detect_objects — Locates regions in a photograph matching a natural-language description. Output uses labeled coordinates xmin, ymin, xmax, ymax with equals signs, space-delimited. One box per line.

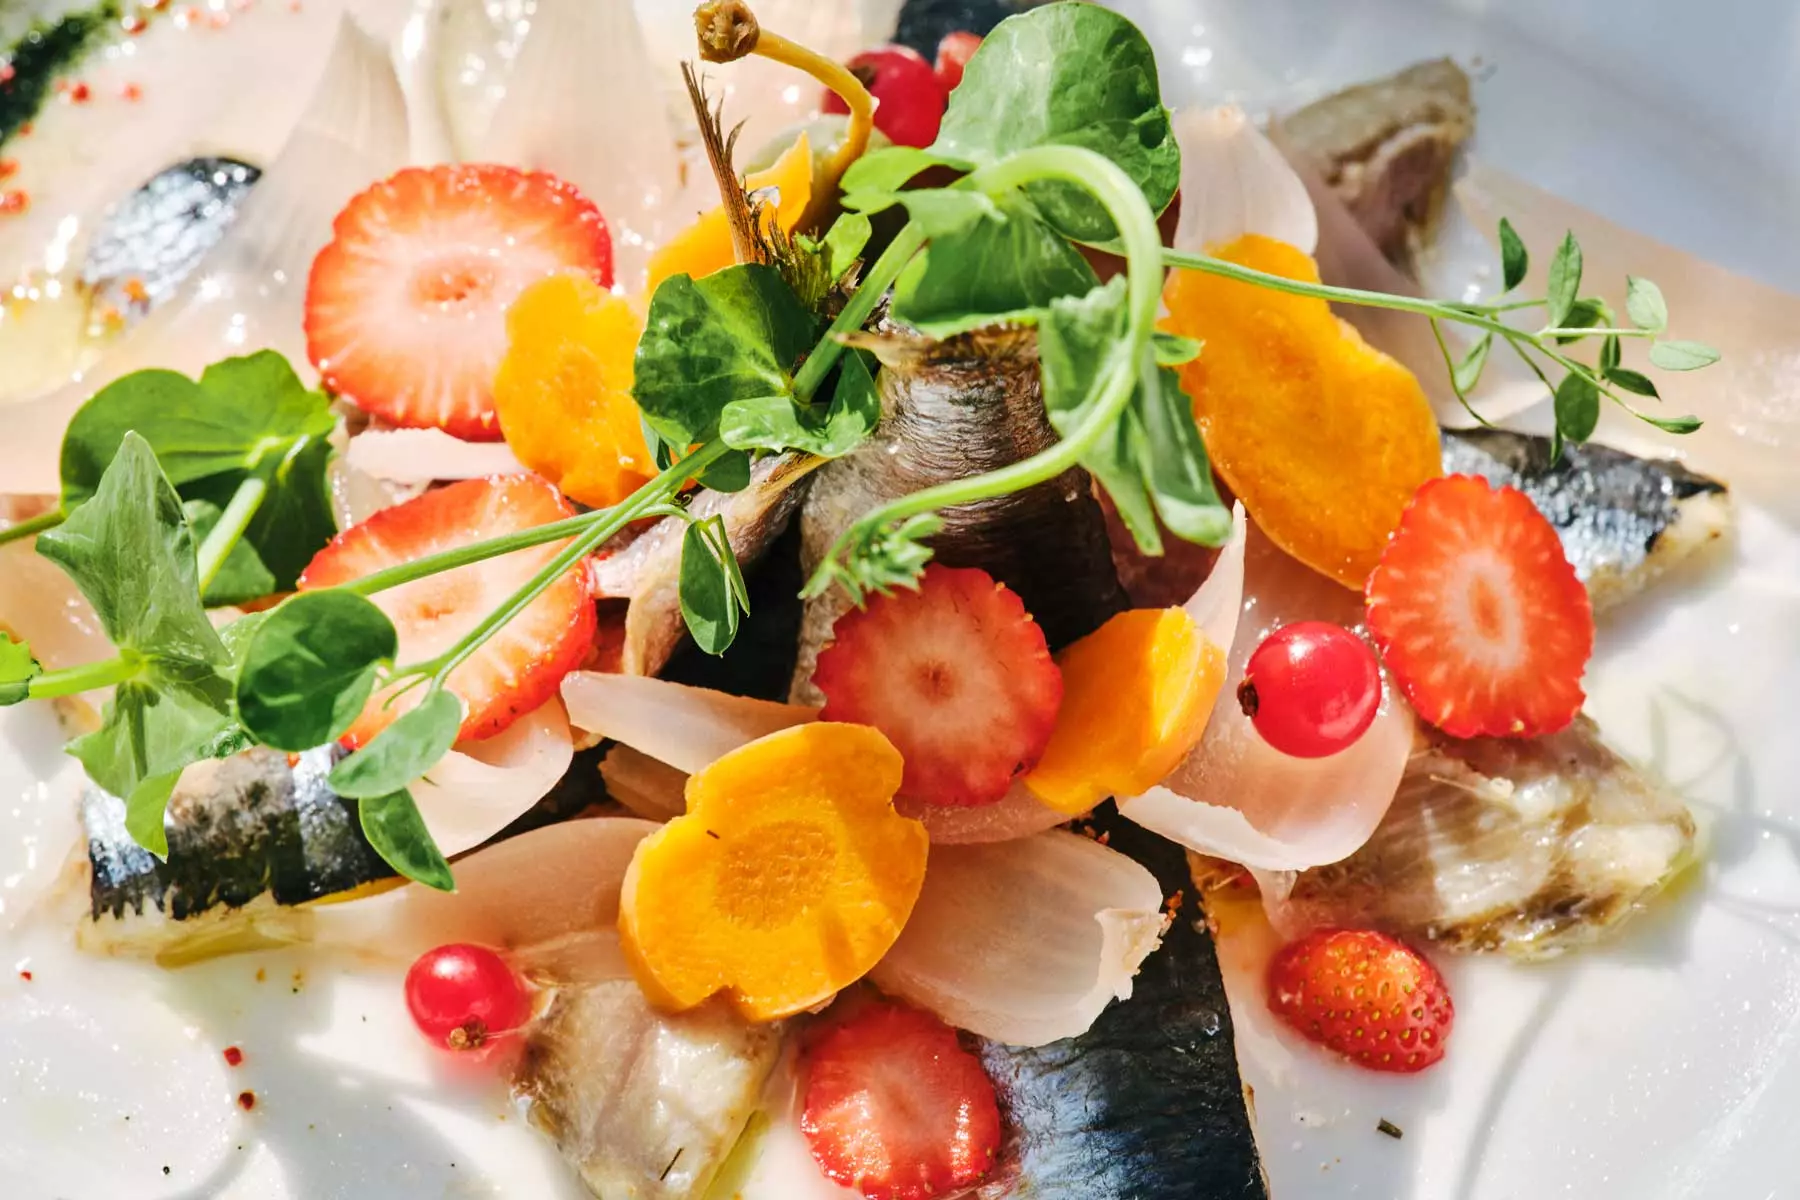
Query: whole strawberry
xmin=1266 ymin=928 xmax=1453 ymax=1073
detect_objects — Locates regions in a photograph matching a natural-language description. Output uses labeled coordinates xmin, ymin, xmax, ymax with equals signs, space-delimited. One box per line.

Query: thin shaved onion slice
xmin=1172 ymin=106 xmax=1317 ymax=255
xmin=411 ymin=699 xmax=575 ymax=858
xmin=312 ymin=816 xmax=656 ymax=983
xmin=345 ymin=428 xmax=528 ymax=484
xmin=1119 ymin=522 xmax=1413 ymax=871
xmin=470 ymin=0 xmax=681 ymax=289
xmin=0 ymin=16 xmax=411 ymax=497
xmin=870 ymin=830 xmax=1166 ymax=1047
xmin=560 ymin=672 xmax=817 ymax=775
xmin=599 ymin=745 xmax=687 ymax=823
xmin=1184 ymin=502 xmax=1249 ymax=651
xmin=896 ymin=782 xmax=1071 ymax=845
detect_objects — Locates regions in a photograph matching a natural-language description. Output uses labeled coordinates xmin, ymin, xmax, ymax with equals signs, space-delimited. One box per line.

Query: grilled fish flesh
xmin=516 ymin=979 xmax=781 ymax=1200
xmin=1264 ymin=718 xmax=1697 ymax=958
xmin=1282 ymin=58 xmax=1474 ymax=265
xmin=1443 ymin=426 xmax=1732 ymax=611
xmin=793 ymin=325 xmax=1127 ymax=702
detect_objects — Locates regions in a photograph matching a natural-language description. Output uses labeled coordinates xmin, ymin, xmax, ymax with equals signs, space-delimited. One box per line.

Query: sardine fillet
xmin=1269 ymin=718 xmax=1697 ymax=958
xmin=1443 ymin=427 xmax=1732 ymax=611
xmin=515 ymin=982 xmax=781 ymax=1200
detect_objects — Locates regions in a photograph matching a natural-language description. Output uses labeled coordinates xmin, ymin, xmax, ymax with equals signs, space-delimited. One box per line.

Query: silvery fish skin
xmin=1282 ymin=58 xmax=1474 ymax=264
xmin=81 ymin=744 xmax=601 ymax=961
xmin=1266 ymin=718 xmax=1697 ymax=958
xmin=978 ymin=812 xmax=1267 ymax=1199
xmin=1443 ymin=427 xmax=1732 ymax=611
xmin=597 ymin=452 xmax=822 ymax=679
xmin=792 ymin=325 xmax=1127 ymax=703
xmin=80 ymin=746 xmax=389 ymax=961
xmin=516 ymin=981 xmax=781 ymax=1200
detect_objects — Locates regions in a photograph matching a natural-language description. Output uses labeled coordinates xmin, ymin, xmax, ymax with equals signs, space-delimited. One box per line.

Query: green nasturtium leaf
xmin=1135 ymin=364 xmax=1230 ymax=545
xmin=184 ymin=499 xmax=277 ymax=606
xmin=235 ymin=590 xmax=398 ymax=751
xmin=36 ymin=433 xmax=237 ymax=854
xmin=720 ymin=350 xmax=881 ymax=459
xmin=845 ymin=187 xmax=1001 ymax=239
xmin=328 ymin=687 xmax=465 ymax=800
xmin=359 ymin=788 xmax=454 ymax=892
xmin=890 ymin=195 xmax=1098 ymax=337
xmin=633 ymin=265 xmax=819 ymax=446
xmin=0 ymin=632 xmax=40 ymax=706
xmin=931 ymin=2 xmax=1179 ymax=245
xmin=841 ymin=145 xmax=966 ymax=199
xmin=59 ymin=351 xmax=338 ymax=588
xmin=694 ymin=449 xmax=753 ymax=493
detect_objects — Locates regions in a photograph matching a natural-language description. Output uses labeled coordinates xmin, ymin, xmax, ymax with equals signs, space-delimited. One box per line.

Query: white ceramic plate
xmin=2 ymin=1 xmax=1797 ymax=1197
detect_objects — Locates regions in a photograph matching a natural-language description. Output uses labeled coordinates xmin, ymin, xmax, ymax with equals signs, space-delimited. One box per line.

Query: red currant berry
xmin=404 ymin=944 xmax=530 ymax=1053
xmin=934 ymin=31 xmax=982 ymax=92
xmin=1237 ymin=621 xmax=1382 ymax=759
xmin=823 ymin=45 xmax=948 ymax=148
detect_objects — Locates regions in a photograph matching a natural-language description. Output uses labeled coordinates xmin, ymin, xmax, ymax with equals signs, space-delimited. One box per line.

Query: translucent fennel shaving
xmin=345 ymin=428 xmax=528 ymax=484
xmin=411 ymin=698 xmax=575 ymax=858
xmin=313 ymin=815 xmax=657 ymax=983
xmin=0 ymin=16 xmax=411 ymax=497
xmin=870 ymin=830 xmax=1167 ymax=1047
xmin=1171 ymin=106 xmax=1317 ymax=257
xmin=1119 ymin=520 xmax=1413 ymax=871
xmin=467 ymin=0 xmax=682 ymax=289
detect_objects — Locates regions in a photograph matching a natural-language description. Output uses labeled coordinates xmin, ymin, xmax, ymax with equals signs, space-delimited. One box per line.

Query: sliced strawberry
xmin=298 ymin=474 xmax=595 ymax=746
xmin=305 ymin=164 xmax=611 ymax=442
xmin=1364 ymin=473 xmax=1593 ymax=738
xmin=1266 ymin=928 xmax=1453 ymax=1074
xmin=813 ymin=565 xmax=1062 ymax=807
xmin=800 ymin=999 xmax=1002 ymax=1200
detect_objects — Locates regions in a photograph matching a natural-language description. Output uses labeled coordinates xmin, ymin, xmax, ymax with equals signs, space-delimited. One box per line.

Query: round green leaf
xmin=235 ymin=590 xmax=397 ymax=751
xmin=327 ymin=688 xmax=464 ymax=799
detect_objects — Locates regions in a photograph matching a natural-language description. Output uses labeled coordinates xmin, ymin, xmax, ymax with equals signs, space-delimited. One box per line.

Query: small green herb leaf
xmin=124 ymin=771 xmax=182 ymax=860
xmin=235 ymin=590 xmax=397 ymax=751
xmin=634 ymin=265 xmax=818 ymax=445
xmin=1553 ymin=371 xmax=1600 ymax=443
xmin=890 ymin=195 xmax=1097 ymax=336
xmin=1644 ymin=413 xmax=1703 ymax=434
xmin=1543 ymin=232 xmax=1583 ymax=329
xmin=822 ymin=212 xmax=873 ymax=279
xmin=1600 ymin=334 xmax=1621 ymax=374
xmin=0 ymin=633 xmax=40 ymax=706
xmin=1453 ymin=332 xmax=1493 ymax=396
xmin=1648 ymin=340 xmax=1721 ymax=371
xmin=328 ymin=688 xmax=464 ymax=800
xmin=679 ymin=518 xmax=747 ymax=656
xmin=183 ymin=499 xmax=276 ymax=606
xmin=720 ymin=349 xmax=881 ymax=459
xmin=1552 ymin=296 xmax=1611 ymax=342
xmin=1625 ymin=275 xmax=1668 ymax=333
xmin=807 ymin=512 xmax=946 ymax=603
xmin=1498 ymin=218 xmax=1528 ymax=292
xmin=1136 ymin=364 xmax=1230 ymax=545
xmin=1151 ymin=331 xmax=1202 ymax=366
xmin=931 ymin=2 xmax=1178 ymax=244
xmin=359 ymin=788 xmax=454 ymax=892
xmin=1604 ymin=367 xmax=1659 ymax=398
